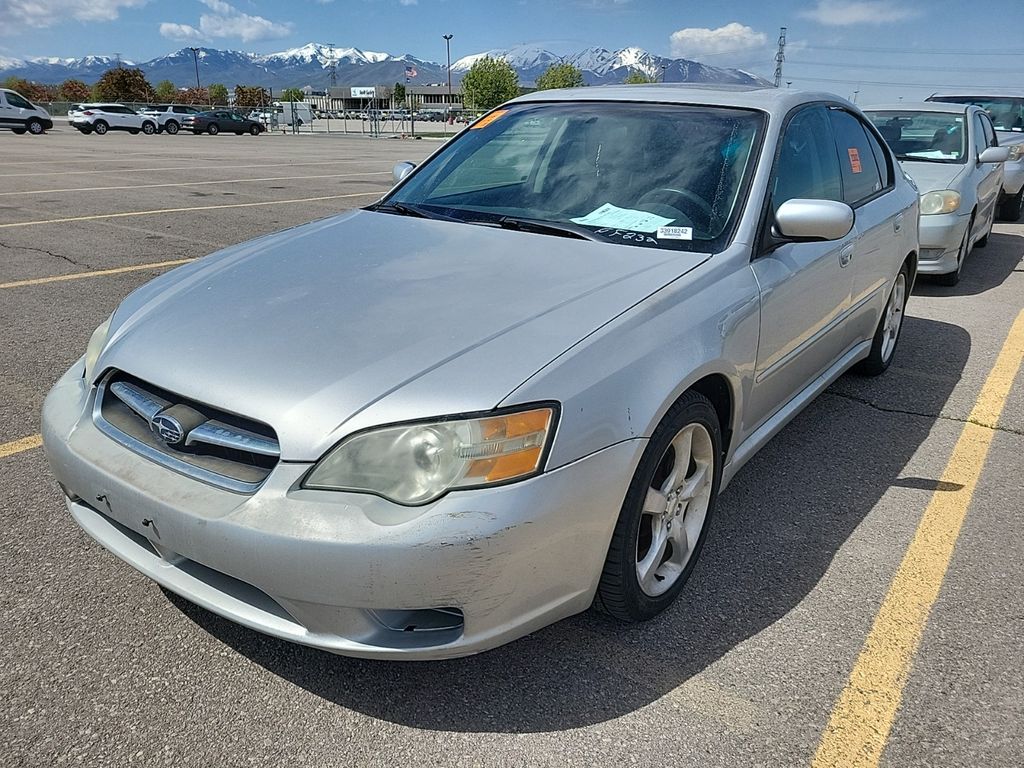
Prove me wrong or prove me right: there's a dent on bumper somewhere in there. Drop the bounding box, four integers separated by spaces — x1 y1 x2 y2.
42 363 645 659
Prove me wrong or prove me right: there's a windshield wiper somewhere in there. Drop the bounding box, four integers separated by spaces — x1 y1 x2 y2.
370 202 462 222
490 215 602 241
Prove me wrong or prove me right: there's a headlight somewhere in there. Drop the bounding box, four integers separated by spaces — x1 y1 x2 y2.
919 190 961 215
1007 144 1024 162
83 315 112 382
303 405 557 505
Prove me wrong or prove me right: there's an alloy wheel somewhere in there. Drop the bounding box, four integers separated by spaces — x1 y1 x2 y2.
880 272 906 363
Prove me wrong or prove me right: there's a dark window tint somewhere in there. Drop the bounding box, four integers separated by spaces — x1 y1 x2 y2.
864 125 892 187
828 108 883 205
772 105 842 211
981 114 997 148
6 91 32 109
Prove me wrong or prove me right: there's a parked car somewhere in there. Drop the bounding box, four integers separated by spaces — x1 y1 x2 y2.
865 102 1008 285
42 86 919 660
183 110 263 135
926 92 1024 221
69 104 157 136
140 104 205 135
0 88 53 134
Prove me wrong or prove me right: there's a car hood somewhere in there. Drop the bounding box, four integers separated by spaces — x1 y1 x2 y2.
898 161 967 193
99 211 709 460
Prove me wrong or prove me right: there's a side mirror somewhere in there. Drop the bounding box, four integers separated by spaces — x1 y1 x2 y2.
774 199 855 242
392 161 417 184
978 146 1010 164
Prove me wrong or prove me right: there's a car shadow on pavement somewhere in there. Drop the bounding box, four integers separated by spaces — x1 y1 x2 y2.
169 315 971 734
914 232 1023 297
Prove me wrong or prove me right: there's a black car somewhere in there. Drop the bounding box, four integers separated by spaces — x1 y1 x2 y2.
183 110 263 136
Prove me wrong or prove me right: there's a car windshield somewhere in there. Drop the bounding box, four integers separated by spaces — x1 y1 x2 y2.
929 96 1024 133
865 111 967 164
382 102 765 251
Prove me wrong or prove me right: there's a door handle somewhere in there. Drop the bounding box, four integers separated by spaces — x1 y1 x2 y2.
839 244 854 268
894 213 904 233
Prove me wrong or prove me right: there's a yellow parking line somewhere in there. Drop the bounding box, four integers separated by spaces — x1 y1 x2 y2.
0 171 390 197
0 434 43 459
811 307 1024 768
0 258 196 289
0 191 381 230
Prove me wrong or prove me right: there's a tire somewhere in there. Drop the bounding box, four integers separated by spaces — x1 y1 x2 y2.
998 188 1023 222
935 220 972 287
249 124 260 136
296 118 304 126
235 131 243 136
129 129 139 135
141 121 156 135
207 123 219 135
12 127 26 135
594 390 722 622
165 120 179 135
26 119 44 135
975 215 992 248
856 263 910 375
93 121 108 135
193 130 202 135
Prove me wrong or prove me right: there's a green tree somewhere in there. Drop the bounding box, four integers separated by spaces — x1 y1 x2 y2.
280 87 305 102
177 87 209 105
57 78 90 102
392 82 406 104
624 69 656 84
2 76 31 92
535 63 584 91
94 67 154 101
208 83 229 104
234 85 270 109
460 56 519 112
155 79 177 101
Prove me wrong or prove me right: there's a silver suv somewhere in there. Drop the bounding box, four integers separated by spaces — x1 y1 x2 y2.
69 104 157 136
141 104 204 135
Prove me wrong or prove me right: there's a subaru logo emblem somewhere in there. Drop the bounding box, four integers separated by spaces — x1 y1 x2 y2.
150 414 186 446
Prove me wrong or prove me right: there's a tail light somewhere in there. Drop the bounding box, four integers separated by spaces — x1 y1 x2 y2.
83 111 94 116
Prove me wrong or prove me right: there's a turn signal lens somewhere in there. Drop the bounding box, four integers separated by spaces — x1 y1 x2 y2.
920 190 961 215
303 406 557 505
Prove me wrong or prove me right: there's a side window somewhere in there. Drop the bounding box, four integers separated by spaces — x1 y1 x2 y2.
981 115 997 148
771 105 842 212
863 124 893 188
6 92 32 109
972 114 987 157
828 108 884 205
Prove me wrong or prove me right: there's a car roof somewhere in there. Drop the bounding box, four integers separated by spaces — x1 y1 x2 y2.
862 102 973 114
510 83 855 114
929 91 1024 99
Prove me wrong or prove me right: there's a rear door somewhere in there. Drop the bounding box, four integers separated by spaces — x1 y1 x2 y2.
0 91 15 129
973 111 1003 231
747 104 857 432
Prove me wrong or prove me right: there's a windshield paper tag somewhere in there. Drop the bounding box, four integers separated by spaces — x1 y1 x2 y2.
570 203 674 233
470 109 508 129
657 226 693 240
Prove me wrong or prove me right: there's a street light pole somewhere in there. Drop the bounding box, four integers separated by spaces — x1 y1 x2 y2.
443 34 453 131
188 47 201 90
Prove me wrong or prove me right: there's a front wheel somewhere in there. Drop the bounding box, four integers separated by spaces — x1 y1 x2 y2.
26 119 45 135
999 188 1023 222
164 120 179 135
594 390 721 622
935 221 971 287
855 263 909 375
141 121 156 135
249 124 261 136
207 123 219 135
12 127 26 135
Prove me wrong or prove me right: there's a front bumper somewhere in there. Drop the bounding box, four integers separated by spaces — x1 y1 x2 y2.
916 211 971 275
1002 159 1024 196
42 362 644 660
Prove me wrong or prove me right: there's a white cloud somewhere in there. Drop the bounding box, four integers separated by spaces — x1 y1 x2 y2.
799 1 920 26
0 0 146 29
669 22 767 59
162 0 293 44
399 0 418 5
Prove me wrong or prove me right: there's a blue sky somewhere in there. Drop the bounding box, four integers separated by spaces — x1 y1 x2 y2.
1 0 1022 101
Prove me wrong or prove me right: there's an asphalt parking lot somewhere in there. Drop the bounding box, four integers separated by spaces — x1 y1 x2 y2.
1 129 1022 768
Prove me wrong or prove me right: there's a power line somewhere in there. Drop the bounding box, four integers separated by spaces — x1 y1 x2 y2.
798 44 1024 56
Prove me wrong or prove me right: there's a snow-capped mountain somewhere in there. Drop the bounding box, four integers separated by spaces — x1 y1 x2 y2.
0 42 768 89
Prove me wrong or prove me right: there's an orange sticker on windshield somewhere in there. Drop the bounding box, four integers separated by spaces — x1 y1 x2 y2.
848 147 863 173
471 109 509 129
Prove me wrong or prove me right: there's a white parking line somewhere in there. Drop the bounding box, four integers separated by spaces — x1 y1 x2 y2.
0 171 390 197
2 159 379 178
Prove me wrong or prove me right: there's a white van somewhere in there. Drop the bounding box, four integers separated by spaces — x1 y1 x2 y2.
275 101 314 127
0 88 53 135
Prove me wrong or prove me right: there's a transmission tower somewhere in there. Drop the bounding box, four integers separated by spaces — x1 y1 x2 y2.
327 43 337 87
773 27 786 88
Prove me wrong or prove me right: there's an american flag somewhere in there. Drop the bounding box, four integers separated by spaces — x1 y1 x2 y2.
405 65 418 79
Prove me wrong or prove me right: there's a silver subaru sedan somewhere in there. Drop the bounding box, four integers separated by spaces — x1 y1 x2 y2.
43 86 919 659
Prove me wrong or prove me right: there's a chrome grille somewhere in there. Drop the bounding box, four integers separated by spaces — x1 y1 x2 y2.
93 372 280 493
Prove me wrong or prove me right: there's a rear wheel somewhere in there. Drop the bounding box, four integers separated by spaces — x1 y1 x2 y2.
26 119 44 135
93 120 108 135
164 120 180 135
999 188 1023 222
207 123 219 135
595 390 721 622
249 124 260 136
141 121 156 135
855 263 909 375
